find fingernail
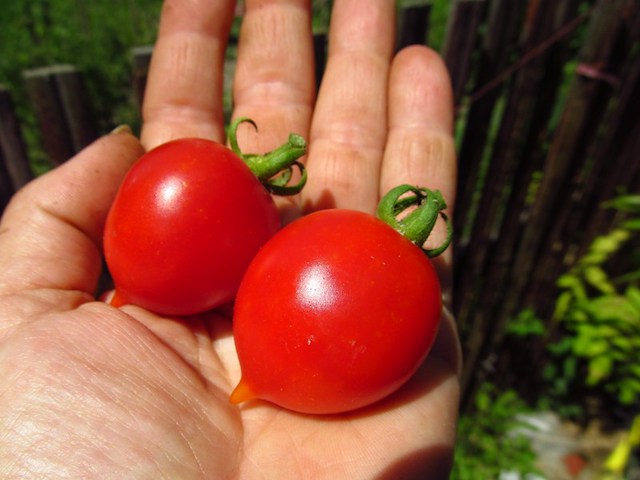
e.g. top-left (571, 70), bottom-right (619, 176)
top-left (110, 124), bottom-right (133, 135)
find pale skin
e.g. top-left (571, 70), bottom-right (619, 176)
top-left (0, 0), bottom-right (461, 478)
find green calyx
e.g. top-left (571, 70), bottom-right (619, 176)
top-left (229, 117), bottom-right (308, 196)
top-left (376, 185), bottom-right (453, 258)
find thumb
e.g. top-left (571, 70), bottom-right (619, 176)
top-left (0, 129), bottom-right (144, 297)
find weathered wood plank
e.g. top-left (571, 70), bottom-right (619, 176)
top-left (0, 162), bottom-right (13, 214)
top-left (457, 0), bottom-right (584, 401)
top-left (54, 66), bottom-right (98, 153)
top-left (131, 45), bottom-right (154, 112)
top-left (451, 0), bottom-right (528, 377)
top-left (442, 0), bottom-right (486, 105)
top-left (396, 2), bottom-right (431, 51)
top-left (313, 32), bottom-right (328, 91)
top-left (23, 65), bottom-right (98, 165)
top-left (453, 0), bottom-right (526, 264)
top-left (0, 86), bottom-right (32, 191)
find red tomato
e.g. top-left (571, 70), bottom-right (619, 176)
top-left (230, 208), bottom-right (443, 414)
top-left (104, 138), bottom-right (280, 315)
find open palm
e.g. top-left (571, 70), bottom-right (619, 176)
top-left (0, 1), bottom-right (460, 478)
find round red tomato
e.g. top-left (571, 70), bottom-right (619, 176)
top-left (104, 138), bottom-right (280, 315)
top-left (230, 208), bottom-right (443, 414)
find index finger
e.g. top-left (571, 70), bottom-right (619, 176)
top-left (140, 0), bottom-right (236, 149)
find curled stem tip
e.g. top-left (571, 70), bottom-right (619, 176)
top-left (376, 184), bottom-right (453, 258)
top-left (228, 117), bottom-right (308, 196)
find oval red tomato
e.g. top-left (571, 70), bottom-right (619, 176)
top-left (230, 208), bottom-right (443, 414)
top-left (104, 138), bottom-right (280, 315)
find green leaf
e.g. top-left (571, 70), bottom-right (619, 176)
top-left (617, 379), bottom-right (640, 405)
top-left (584, 266), bottom-right (616, 294)
top-left (586, 355), bottom-right (613, 386)
top-left (557, 274), bottom-right (586, 296)
top-left (568, 308), bottom-right (590, 323)
top-left (572, 333), bottom-right (608, 358)
top-left (574, 322), bottom-right (598, 337)
top-left (622, 218), bottom-right (640, 231)
top-left (584, 296), bottom-right (640, 326)
top-left (553, 291), bottom-right (575, 321)
top-left (626, 286), bottom-right (640, 313)
top-left (604, 194), bottom-right (640, 214)
top-left (609, 349), bottom-right (628, 362)
top-left (506, 309), bottom-right (545, 337)
top-left (563, 356), bottom-right (578, 380)
top-left (611, 335), bottom-right (633, 352)
top-left (579, 250), bottom-right (608, 266)
top-left (597, 325), bottom-right (620, 337)
top-left (629, 363), bottom-right (640, 379)
top-left (582, 229), bottom-right (630, 264)
top-left (547, 336), bottom-right (575, 355)
top-left (475, 389), bottom-right (491, 412)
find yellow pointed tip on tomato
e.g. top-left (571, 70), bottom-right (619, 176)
top-left (109, 289), bottom-right (126, 308)
top-left (230, 378), bottom-right (257, 405)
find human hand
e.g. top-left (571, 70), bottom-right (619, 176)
top-left (0, 1), bottom-right (461, 478)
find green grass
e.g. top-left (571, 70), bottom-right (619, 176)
top-left (1, 0), bottom-right (456, 171)
top-left (0, 0), bottom-right (163, 168)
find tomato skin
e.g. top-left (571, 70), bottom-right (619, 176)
top-left (104, 138), bottom-right (280, 315)
top-left (232, 209), bottom-right (442, 414)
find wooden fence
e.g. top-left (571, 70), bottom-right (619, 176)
top-left (448, 0), bottom-right (640, 407)
top-left (1, 0), bottom-right (639, 409)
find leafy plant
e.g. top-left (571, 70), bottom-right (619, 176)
top-left (546, 195), bottom-right (640, 410)
top-left (452, 383), bottom-right (541, 480)
top-left (506, 308), bottom-right (546, 338)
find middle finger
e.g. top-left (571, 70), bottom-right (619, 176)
top-left (303, 0), bottom-right (396, 214)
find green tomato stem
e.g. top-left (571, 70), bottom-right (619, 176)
top-left (228, 117), bottom-right (308, 196)
top-left (376, 185), bottom-right (453, 258)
